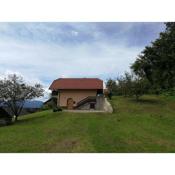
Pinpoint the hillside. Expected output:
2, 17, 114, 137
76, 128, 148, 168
0, 95, 175, 153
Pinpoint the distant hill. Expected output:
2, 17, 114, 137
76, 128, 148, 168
0, 100, 43, 109
23, 100, 43, 108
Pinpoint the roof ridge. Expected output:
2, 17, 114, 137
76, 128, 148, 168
49, 78, 103, 90
55, 78, 102, 80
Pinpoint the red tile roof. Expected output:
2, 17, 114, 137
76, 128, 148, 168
49, 78, 103, 90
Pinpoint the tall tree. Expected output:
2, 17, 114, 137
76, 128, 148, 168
0, 74, 44, 121
131, 22, 175, 91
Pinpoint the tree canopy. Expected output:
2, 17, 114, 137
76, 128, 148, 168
131, 22, 175, 91
0, 74, 44, 121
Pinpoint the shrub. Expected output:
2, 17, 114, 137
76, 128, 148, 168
53, 107, 62, 112
0, 116, 13, 126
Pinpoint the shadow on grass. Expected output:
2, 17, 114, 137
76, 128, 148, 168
128, 98, 165, 105
16, 110, 64, 125
16, 115, 47, 124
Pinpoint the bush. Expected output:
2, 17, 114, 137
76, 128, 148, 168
53, 107, 62, 112
161, 88, 175, 96
0, 116, 13, 126
41, 104, 52, 111
41, 97, 63, 112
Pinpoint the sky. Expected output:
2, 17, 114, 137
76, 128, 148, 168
0, 22, 165, 101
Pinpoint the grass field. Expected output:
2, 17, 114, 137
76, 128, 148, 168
0, 95, 175, 153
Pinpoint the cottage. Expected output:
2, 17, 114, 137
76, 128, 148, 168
49, 78, 104, 110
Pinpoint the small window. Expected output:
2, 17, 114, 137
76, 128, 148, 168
90, 103, 95, 109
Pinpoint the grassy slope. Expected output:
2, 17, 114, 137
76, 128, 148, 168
0, 95, 175, 153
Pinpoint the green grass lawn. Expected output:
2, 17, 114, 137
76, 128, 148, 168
0, 95, 175, 153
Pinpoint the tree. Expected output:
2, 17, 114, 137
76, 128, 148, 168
0, 74, 44, 121
115, 72, 150, 100
106, 79, 117, 99
117, 72, 133, 97
131, 77, 149, 101
131, 22, 175, 91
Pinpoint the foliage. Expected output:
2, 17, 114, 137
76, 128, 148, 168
0, 117, 13, 126
161, 87, 175, 96
53, 106, 62, 112
131, 22, 175, 91
41, 103, 52, 111
41, 99, 53, 111
108, 72, 150, 100
0, 74, 44, 121
116, 72, 133, 97
131, 76, 150, 100
106, 79, 117, 99
42, 96, 62, 112
51, 97, 62, 112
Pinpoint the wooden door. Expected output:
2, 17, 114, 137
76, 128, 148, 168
67, 98, 74, 109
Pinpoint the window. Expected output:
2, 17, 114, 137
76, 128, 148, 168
90, 103, 95, 109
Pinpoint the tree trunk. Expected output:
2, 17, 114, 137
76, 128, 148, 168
15, 115, 18, 122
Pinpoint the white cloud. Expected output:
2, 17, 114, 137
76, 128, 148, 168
0, 36, 143, 85
71, 30, 79, 36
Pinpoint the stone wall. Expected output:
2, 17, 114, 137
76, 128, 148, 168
103, 98, 113, 113
96, 95, 104, 110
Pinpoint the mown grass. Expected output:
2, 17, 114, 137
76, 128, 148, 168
0, 95, 175, 153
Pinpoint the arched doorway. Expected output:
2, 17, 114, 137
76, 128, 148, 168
67, 98, 74, 110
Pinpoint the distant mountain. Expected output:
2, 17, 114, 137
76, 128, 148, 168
0, 100, 43, 109
23, 100, 43, 108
